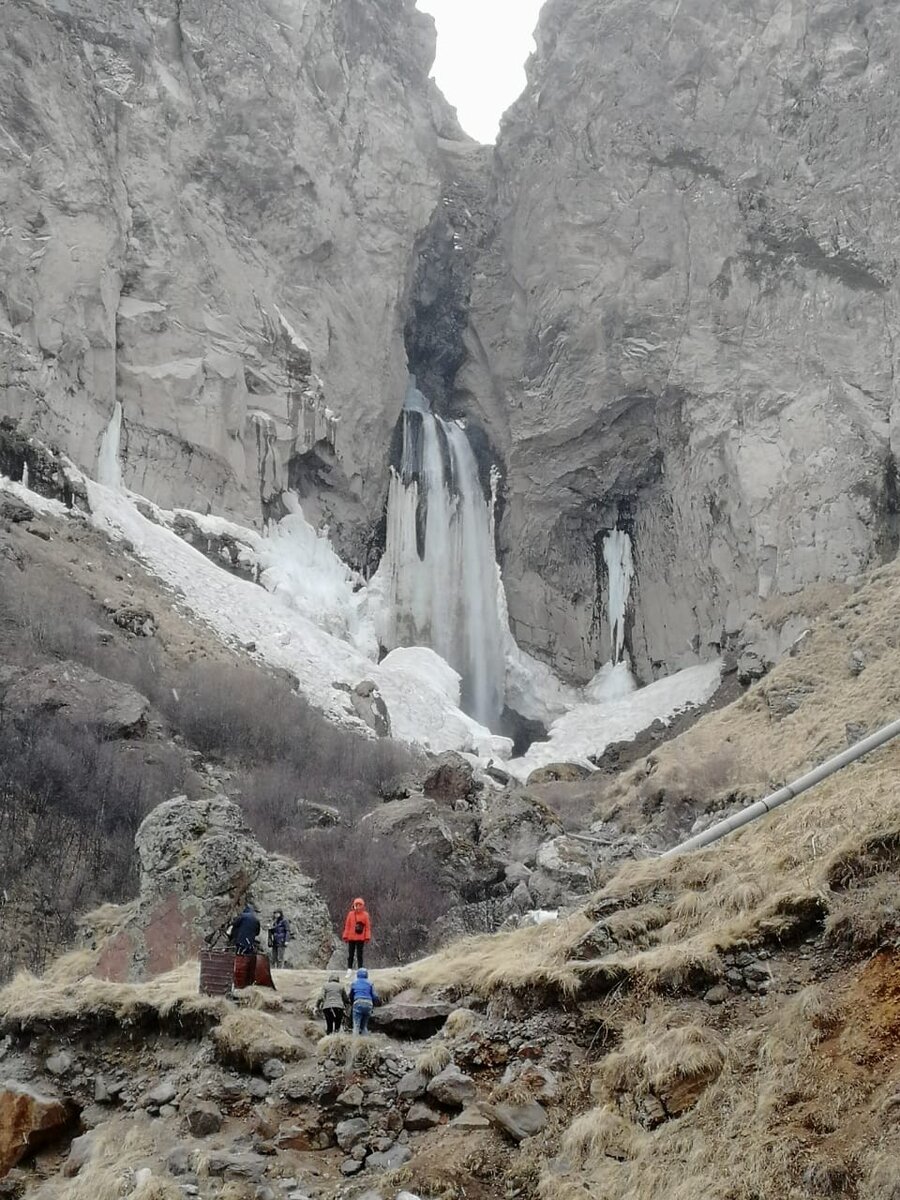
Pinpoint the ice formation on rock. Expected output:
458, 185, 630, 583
603, 528, 634, 665
374, 383, 505, 727
97, 402, 124, 490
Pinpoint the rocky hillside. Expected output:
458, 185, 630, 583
0, 0, 466, 558
0, 548, 897, 1198
465, 0, 900, 680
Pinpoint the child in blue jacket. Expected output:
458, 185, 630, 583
349, 968, 379, 1035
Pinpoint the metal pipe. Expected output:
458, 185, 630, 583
662, 716, 900, 858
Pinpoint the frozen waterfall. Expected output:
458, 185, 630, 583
602, 527, 634, 665
97, 401, 124, 490
375, 384, 505, 727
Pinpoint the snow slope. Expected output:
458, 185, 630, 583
506, 660, 724, 780
1, 470, 721, 770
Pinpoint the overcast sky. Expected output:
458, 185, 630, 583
416, 0, 546, 143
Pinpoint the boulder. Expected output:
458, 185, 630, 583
335, 1117, 369, 1151
336, 1084, 364, 1108
4, 662, 149, 739
525, 762, 592, 785
451, 1107, 492, 1129
185, 1102, 222, 1137
479, 794, 564, 869
0, 498, 34, 524
405, 1102, 441, 1130
422, 752, 476, 803
94, 793, 333, 980
484, 1100, 547, 1142
44, 1052, 74, 1077
396, 1070, 428, 1101
367, 1145, 412, 1171
370, 1000, 452, 1038
205, 1151, 268, 1182
426, 1065, 476, 1110
0, 1082, 74, 1174
529, 835, 596, 905
145, 1080, 177, 1107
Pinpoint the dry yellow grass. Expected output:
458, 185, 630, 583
416, 1041, 451, 1076
442, 1007, 478, 1038
27, 1118, 179, 1200
211, 1008, 310, 1069
0, 960, 222, 1030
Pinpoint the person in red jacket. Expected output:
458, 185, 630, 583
342, 897, 372, 969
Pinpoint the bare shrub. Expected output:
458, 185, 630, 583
164, 663, 413, 807
292, 826, 451, 965
0, 712, 187, 979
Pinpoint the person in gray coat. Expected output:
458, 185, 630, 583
317, 973, 350, 1034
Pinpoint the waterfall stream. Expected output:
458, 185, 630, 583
376, 384, 505, 727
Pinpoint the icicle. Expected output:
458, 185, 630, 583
97, 401, 124, 490
602, 528, 634, 665
21, 462, 28, 489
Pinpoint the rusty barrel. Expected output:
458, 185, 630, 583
199, 949, 236, 996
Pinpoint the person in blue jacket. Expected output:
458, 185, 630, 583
349, 967, 379, 1035
227, 904, 260, 954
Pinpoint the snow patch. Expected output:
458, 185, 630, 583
506, 659, 723, 781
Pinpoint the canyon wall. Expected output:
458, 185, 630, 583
464, 0, 900, 680
0, 0, 464, 556
3, 0, 900, 689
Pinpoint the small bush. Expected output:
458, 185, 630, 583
293, 827, 452, 965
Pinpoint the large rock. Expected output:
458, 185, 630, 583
426, 1065, 476, 1110
464, 0, 900, 683
0, 1082, 74, 1175
484, 1100, 547, 1143
0, 0, 463, 553
478, 793, 565, 869
529, 835, 597, 906
4, 662, 149, 739
94, 794, 333, 979
370, 1000, 452, 1038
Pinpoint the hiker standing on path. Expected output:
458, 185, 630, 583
267, 909, 290, 968
349, 968, 378, 1036
342, 897, 371, 969
317, 973, 350, 1034
227, 903, 260, 955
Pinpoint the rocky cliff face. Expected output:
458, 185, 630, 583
464, 0, 900, 681
3, 0, 899, 692
0, 0, 464, 557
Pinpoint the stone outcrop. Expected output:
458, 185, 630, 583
0, 0, 463, 555
93, 793, 332, 979
463, 0, 900, 682
4, 661, 150, 739
0, 1082, 74, 1176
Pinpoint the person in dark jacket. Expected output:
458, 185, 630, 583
317, 973, 350, 1034
228, 904, 260, 954
349, 967, 378, 1036
341, 897, 372, 969
267, 910, 290, 967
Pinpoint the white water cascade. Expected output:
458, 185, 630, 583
376, 384, 506, 727
602, 527, 634, 665
97, 401, 124, 490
